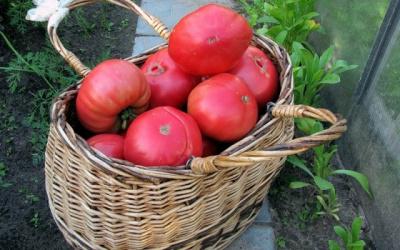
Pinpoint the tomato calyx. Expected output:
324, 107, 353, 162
241, 95, 250, 104
159, 124, 171, 135
146, 63, 166, 76
207, 36, 219, 44
253, 56, 270, 78
120, 108, 137, 131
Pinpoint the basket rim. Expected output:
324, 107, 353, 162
48, 33, 294, 179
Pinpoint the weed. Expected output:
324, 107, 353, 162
30, 212, 40, 228
288, 149, 371, 220
297, 205, 313, 229
276, 236, 286, 249
104, 21, 114, 33
0, 101, 16, 157
99, 6, 114, 32
71, 9, 96, 37
6, 0, 43, 34
89, 49, 111, 68
19, 188, 40, 204
5, 137, 14, 157
0, 111, 17, 133
329, 216, 366, 250
120, 18, 129, 29
0, 31, 78, 166
0, 162, 12, 188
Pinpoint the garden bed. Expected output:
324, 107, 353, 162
0, 2, 138, 249
269, 160, 375, 249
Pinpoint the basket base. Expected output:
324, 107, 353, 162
51, 199, 264, 250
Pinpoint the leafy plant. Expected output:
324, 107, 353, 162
291, 42, 358, 106
329, 216, 366, 250
276, 236, 287, 249
296, 205, 314, 229
288, 150, 372, 220
6, 0, 42, 34
19, 188, 40, 204
0, 31, 78, 165
240, 0, 320, 50
241, 0, 369, 227
0, 162, 12, 188
30, 212, 40, 228
71, 9, 96, 37
120, 18, 129, 29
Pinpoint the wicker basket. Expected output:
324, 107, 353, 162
44, 0, 347, 249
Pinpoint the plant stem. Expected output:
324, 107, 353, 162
0, 66, 35, 73
0, 31, 56, 92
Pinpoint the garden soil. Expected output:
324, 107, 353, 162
0, 3, 138, 249
269, 157, 376, 249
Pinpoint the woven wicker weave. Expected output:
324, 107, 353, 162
44, 0, 347, 249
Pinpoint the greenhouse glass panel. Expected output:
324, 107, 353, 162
310, 0, 389, 115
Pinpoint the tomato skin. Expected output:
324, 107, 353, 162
124, 106, 203, 167
168, 4, 252, 75
87, 134, 125, 159
188, 73, 258, 142
76, 59, 150, 133
229, 46, 279, 107
141, 48, 198, 109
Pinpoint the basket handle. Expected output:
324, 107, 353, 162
46, 0, 170, 76
190, 104, 347, 174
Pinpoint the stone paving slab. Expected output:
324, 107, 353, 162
132, 1, 275, 249
133, 0, 236, 55
228, 224, 275, 250
136, 0, 237, 36
132, 36, 166, 55
227, 197, 274, 249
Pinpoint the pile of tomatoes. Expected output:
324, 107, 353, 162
79, 4, 279, 167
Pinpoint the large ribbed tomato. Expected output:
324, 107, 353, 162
124, 106, 202, 167
87, 134, 124, 159
168, 4, 252, 75
188, 73, 258, 142
141, 48, 198, 109
76, 59, 150, 133
229, 46, 279, 107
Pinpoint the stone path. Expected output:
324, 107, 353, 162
132, 1, 275, 249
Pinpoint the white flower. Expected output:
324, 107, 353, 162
26, 0, 72, 22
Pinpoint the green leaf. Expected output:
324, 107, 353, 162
291, 52, 301, 66
257, 15, 279, 24
275, 30, 288, 44
269, 7, 286, 22
347, 227, 353, 244
351, 216, 363, 241
302, 11, 320, 20
332, 170, 372, 197
289, 181, 312, 189
0, 182, 12, 188
316, 195, 329, 210
334, 225, 348, 243
349, 240, 366, 250
319, 46, 334, 68
320, 73, 340, 84
287, 156, 313, 177
328, 240, 340, 250
292, 41, 305, 52
332, 60, 358, 74
314, 176, 334, 191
